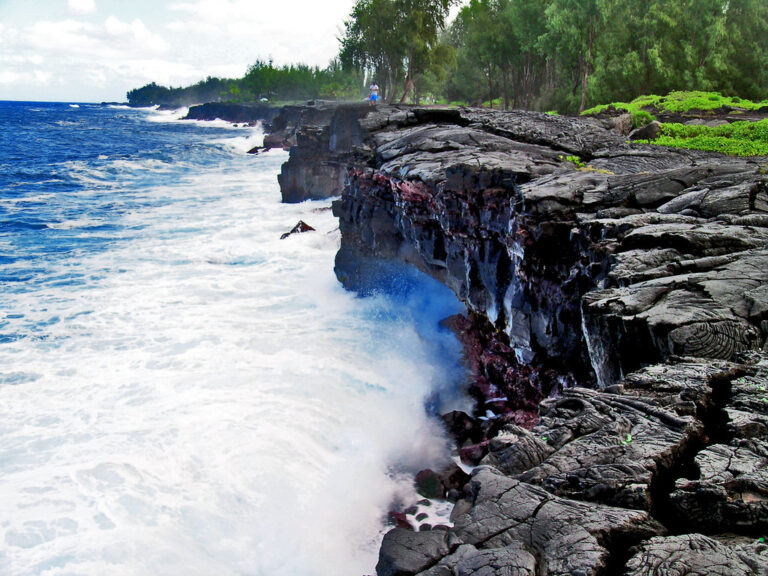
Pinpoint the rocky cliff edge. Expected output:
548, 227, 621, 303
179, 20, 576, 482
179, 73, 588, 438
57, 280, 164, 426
269, 102, 768, 576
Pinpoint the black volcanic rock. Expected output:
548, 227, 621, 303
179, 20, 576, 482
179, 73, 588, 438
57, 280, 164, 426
268, 103, 768, 575
451, 467, 663, 576
625, 534, 768, 576
183, 102, 279, 124
280, 220, 315, 239
376, 529, 461, 576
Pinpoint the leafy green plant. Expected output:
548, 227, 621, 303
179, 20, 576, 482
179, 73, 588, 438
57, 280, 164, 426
636, 119, 768, 157
562, 155, 586, 168
558, 154, 614, 174
621, 433, 632, 445
583, 91, 768, 118
631, 110, 655, 128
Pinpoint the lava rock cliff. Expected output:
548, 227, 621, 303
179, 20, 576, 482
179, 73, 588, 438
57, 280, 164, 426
270, 102, 768, 576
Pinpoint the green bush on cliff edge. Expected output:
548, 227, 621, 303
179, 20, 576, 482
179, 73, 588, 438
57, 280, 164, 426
584, 91, 768, 157
582, 91, 768, 116
637, 119, 768, 157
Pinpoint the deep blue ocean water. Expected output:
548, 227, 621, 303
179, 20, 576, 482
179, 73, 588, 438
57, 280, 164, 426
0, 102, 467, 575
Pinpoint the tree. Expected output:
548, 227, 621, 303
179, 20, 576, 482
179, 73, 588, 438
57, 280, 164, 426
340, 0, 455, 103
542, 0, 603, 113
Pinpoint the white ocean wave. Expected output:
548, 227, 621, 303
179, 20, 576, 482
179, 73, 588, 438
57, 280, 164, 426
0, 149, 466, 576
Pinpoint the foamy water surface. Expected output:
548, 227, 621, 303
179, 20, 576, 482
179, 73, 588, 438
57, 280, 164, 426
0, 102, 467, 575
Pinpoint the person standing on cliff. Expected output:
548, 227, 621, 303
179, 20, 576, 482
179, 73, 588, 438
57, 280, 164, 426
369, 82, 379, 105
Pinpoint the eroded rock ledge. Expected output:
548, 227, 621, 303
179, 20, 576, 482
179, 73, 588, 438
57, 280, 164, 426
269, 102, 768, 575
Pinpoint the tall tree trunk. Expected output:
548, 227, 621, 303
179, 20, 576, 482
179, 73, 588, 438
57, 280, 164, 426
399, 53, 413, 104
502, 68, 509, 110
399, 69, 413, 104
487, 64, 493, 108
579, 21, 594, 113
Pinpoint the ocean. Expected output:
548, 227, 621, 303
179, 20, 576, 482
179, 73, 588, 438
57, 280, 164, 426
0, 101, 467, 575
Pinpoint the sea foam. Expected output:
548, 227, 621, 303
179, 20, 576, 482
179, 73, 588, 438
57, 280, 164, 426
0, 106, 466, 576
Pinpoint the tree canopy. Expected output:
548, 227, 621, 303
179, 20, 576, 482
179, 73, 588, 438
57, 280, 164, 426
442, 0, 768, 113
129, 0, 768, 113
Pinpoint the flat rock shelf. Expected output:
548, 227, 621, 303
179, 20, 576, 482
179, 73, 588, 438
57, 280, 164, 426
268, 102, 768, 576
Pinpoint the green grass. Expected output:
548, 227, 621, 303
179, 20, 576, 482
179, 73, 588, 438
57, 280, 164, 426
558, 154, 614, 173
563, 155, 586, 168
636, 119, 768, 156
583, 91, 768, 117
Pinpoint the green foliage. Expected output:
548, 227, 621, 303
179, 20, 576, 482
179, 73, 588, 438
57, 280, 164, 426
631, 110, 655, 128
583, 91, 768, 118
444, 1, 768, 113
127, 77, 234, 107
563, 154, 586, 168
132, 1, 768, 114
339, 0, 454, 103
637, 119, 768, 156
559, 153, 614, 174
128, 59, 363, 107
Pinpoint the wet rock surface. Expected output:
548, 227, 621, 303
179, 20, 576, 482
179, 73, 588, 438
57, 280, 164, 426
279, 220, 315, 239
269, 103, 768, 575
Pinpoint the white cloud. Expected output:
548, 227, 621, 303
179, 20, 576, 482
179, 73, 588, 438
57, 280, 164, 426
165, 20, 218, 35
167, 0, 353, 66
0, 0, 357, 101
0, 68, 52, 86
104, 16, 168, 53
68, 0, 96, 14
18, 17, 167, 58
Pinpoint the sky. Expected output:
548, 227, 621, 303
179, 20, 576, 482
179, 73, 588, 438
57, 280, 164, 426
0, 0, 359, 102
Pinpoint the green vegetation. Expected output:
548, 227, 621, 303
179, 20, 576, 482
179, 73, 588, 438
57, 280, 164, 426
127, 59, 363, 107
339, 0, 454, 104
558, 154, 614, 174
636, 119, 768, 157
441, 0, 768, 114
583, 91, 768, 117
129, 1, 768, 113
631, 110, 655, 128
562, 155, 586, 169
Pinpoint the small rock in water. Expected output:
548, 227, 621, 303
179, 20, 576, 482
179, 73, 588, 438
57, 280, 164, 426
280, 220, 315, 239
387, 511, 413, 531
247, 145, 261, 154
415, 469, 444, 499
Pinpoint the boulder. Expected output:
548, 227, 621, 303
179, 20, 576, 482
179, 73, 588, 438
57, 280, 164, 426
376, 529, 462, 576
628, 120, 663, 140
280, 220, 315, 239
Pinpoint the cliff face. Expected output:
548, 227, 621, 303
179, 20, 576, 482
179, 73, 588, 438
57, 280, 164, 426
270, 103, 768, 575
274, 103, 767, 388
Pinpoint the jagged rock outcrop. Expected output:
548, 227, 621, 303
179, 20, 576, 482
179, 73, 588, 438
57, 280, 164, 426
182, 102, 280, 124
625, 534, 768, 576
269, 102, 768, 575
270, 102, 373, 202
373, 354, 768, 576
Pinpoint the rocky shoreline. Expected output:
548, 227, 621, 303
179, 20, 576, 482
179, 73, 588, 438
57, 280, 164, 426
267, 102, 768, 575
182, 102, 281, 124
